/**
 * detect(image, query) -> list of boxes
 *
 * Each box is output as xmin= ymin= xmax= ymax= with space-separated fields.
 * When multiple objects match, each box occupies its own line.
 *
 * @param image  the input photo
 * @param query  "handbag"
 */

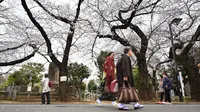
xmin=110 ymin=79 xmax=118 ymax=93
xmin=158 ymin=86 xmax=165 ymax=93
xmin=118 ymin=81 xmax=139 ymax=103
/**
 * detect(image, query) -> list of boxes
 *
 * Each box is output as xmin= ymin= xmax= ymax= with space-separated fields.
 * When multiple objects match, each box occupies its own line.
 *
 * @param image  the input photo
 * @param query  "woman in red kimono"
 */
xmin=104 ymin=52 xmax=115 ymax=92
xmin=96 ymin=52 xmax=118 ymax=107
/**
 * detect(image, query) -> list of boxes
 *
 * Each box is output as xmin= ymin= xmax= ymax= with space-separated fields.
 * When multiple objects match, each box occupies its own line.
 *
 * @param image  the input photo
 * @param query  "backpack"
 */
xmin=48 ymin=81 xmax=53 ymax=88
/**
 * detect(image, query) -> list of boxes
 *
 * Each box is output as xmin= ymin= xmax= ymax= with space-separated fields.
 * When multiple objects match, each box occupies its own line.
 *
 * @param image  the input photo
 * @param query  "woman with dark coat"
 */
xmin=162 ymin=72 xmax=172 ymax=104
xmin=116 ymin=47 xmax=144 ymax=110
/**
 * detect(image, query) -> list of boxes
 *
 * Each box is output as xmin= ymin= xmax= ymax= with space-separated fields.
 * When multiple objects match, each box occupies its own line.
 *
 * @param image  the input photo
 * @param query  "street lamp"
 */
xmin=169 ymin=18 xmax=184 ymax=102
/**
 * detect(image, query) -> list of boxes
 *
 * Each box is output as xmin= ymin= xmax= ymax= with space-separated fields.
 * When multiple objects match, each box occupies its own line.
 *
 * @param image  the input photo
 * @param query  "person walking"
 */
xmin=96 ymin=52 xmax=118 ymax=107
xmin=41 ymin=73 xmax=51 ymax=104
xmin=157 ymin=75 xmax=165 ymax=104
xmin=162 ymin=72 xmax=172 ymax=104
xmin=116 ymin=47 xmax=144 ymax=110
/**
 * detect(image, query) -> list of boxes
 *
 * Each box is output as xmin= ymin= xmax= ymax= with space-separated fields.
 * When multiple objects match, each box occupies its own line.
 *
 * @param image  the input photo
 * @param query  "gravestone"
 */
xmin=12 ymin=90 xmax=17 ymax=100
xmin=20 ymin=85 xmax=27 ymax=92
xmin=6 ymin=86 xmax=12 ymax=97
xmin=48 ymin=62 xmax=59 ymax=85
xmin=184 ymin=82 xmax=191 ymax=96
xmin=48 ymin=62 xmax=59 ymax=94
xmin=32 ymin=86 xmax=39 ymax=92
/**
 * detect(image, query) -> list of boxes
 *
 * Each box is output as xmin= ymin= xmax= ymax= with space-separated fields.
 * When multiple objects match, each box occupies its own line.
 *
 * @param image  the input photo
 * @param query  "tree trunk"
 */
xmin=177 ymin=56 xmax=200 ymax=101
xmin=78 ymin=88 xmax=82 ymax=100
xmin=59 ymin=67 xmax=70 ymax=102
xmin=31 ymin=80 xmax=34 ymax=92
xmin=137 ymin=53 xmax=152 ymax=101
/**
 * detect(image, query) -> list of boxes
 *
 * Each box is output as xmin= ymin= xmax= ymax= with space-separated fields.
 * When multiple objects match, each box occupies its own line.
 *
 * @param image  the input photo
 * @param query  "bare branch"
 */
xmin=62 ymin=0 xmax=84 ymax=65
xmin=91 ymin=35 xmax=98 ymax=58
xmin=34 ymin=0 xmax=72 ymax=24
xmin=0 ymin=0 xmax=4 ymax=3
xmin=149 ymin=15 xmax=171 ymax=39
xmin=73 ymin=0 xmax=84 ymax=22
xmin=137 ymin=0 xmax=161 ymax=11
xmin=118 ymin=0 xmax=143 ymax=25
xmin=0 ymin=43 xmax=38 ymax=66
xmin=147 ymin=45 xmax=161 ymax=65
xmin=21 ymin=0 xmax=61 ymax=67
xmin=129 ymin=23 xmax=148 ymax=54
xmin=0 ymin=43 xmax=26 ymax=53
xmin=37 ymin=52 xmax=51 ymax=63
xmin=182 ymin=25 xmax=200 ymax=55
xmin=155 ymin=59 xmax=172 ymax=70
xmin=98 ymin=34 xmax=139 ymax=54
xmin=179 ymin=1 xmax=199 ymax=33
xmin=0 ymin=52 xmax=35 ymax=66
xmin=135 ymin=0 xmax=161 ymax=17
xmin=0 ymin=66 xmax=14 ymax=75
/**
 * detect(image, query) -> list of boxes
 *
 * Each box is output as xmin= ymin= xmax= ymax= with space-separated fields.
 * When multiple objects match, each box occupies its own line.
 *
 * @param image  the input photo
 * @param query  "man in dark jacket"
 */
xmin=162 ymin=72 xmax=172 ymax=104
xmin=117 ymin=47 xmax=144 ymax=110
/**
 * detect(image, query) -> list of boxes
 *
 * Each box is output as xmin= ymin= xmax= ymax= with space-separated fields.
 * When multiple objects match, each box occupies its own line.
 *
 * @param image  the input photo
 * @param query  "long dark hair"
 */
xmin=108 ymin=51 xmax=114 ymax=56
xmin=44 ymin=73 xmax=48 ymax=78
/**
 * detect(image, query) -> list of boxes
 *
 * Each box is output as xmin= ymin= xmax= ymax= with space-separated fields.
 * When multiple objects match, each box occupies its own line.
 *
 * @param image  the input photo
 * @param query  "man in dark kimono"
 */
xmin=117 ymin=47 xmax=144 ymax=110
xmin=96 ymin=52 xmax=118 ymax=107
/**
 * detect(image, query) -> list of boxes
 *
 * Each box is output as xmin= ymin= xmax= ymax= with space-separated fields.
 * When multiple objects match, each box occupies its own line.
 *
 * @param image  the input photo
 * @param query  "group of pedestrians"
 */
xmin=96 ymin=47 xmax=144 ymax=110
xmin=158 ymin=72 xmax=172 ymax=105
xmin=40 ymin=47 xmax=172 ymax=108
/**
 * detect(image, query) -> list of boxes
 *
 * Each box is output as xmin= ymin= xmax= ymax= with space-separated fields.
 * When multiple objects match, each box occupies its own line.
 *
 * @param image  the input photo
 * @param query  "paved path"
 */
xmin=0 ymin=104 xmax=200 ymax=112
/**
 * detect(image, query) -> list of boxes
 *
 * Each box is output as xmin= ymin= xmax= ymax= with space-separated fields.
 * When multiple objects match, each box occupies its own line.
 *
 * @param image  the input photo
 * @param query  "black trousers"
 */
xmin=160 ymin=92 xmax=164 ymax=102
xmin=99 ymin=92 xmax=116 ymax=101
xmin=165 ymin=90 xmax=171 ymax=102
xmin=41 ymin=92 xmax=50 ymax=104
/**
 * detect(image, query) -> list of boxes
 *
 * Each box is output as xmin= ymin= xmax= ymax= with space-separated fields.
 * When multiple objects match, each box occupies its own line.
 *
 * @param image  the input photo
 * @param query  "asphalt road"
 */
xmin=0 ymin=104 xmax=200 ymax=112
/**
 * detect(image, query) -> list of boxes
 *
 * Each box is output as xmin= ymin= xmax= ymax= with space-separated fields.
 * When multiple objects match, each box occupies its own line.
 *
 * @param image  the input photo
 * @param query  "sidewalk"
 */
xmin=0 ymin=100 xmax=200 ymax=105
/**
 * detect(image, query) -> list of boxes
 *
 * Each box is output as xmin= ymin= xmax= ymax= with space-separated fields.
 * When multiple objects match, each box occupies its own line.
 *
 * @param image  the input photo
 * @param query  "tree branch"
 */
xmin=0 ymin=0 xmax=4 ymax=3
xmin=0 ymin=51 xmax=35 ymax=66
xmin=135 ymin=0 xmax=161 ymax=17
xmin=34 ymin=0 xmax=72 ymax=24
xmin=0 ymin=43 xmax=26 ymax=53
xmin=62 ymin=0 xmax=84 ymax=66
xmin=147 ymin=45 xmax=161 ymax=65
xmin=137 ymin=0 xmax=161 ymax=11
xmin=129 ymin=23 xmax=148 ymax=54
xmin=98 ymin=34 xmax=139 ymax=54
xmin=73 ymin=0 xmax=84 ymax=22
xmin=181 ymin=25 xmax=200 ymax=55
xmin=155 ymin=59 xmax=172 ymax=70
xmin=0 ymin=66 xmax=14 ymax=75
xmin=37 ymin=52 xmax=51 ymax=63
xmin=21 ymin=0 xmax=61 ymax=67
xmin=91 ymin=35 xmax=98 ymax=58
xmin=117 ymin=0 xmax=143 ymax=28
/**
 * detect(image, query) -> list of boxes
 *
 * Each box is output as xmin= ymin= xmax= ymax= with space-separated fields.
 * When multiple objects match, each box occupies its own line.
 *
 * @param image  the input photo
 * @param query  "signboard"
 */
xmin=60 ymin=76 xmax=67 ymax=82
xmin=27 ymin=86 xmax=32 ymax=92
